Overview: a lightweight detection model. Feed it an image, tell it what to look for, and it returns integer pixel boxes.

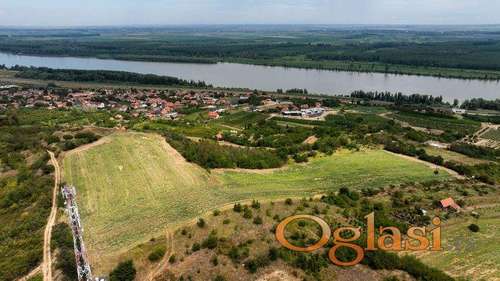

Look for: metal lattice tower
[61,185,93,281]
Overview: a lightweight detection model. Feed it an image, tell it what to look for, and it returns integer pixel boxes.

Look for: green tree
[109,260,136,281]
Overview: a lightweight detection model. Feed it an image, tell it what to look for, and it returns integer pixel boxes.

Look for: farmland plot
[62,132,449,274]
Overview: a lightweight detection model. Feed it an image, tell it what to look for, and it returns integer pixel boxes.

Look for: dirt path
[147,230,173,281]
[17,265,41,281]
[379,112,445,135]
[43,151,60,281]
[63,136,111,158]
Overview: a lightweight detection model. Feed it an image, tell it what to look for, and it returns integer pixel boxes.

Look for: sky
[0,0,499,26]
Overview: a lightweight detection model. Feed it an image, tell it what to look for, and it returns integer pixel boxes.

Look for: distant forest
[11,66,211,87]
[2,27,500,79]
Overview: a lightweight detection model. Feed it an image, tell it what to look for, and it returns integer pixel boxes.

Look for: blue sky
[0,0,499,26]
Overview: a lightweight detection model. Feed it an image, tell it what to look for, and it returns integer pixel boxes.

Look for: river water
[1,52,499,102]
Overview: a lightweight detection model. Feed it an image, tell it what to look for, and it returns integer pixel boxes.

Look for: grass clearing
[62,132,449,274]
[482,128,500,141]
[424,146,490,165]
[417,206,500,281]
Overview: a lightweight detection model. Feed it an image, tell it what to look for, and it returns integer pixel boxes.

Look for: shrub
[251,200,261,209]
[285,198,293,205]
[268,247,279,261]
[202,231,218,249]
[245,255,271,273]
[148,247,166,262]
[168,254,176,264]
[214,275,226,281]
[243,207,253,219]
[213,209,221,216]
[253,216,263,225]
[46,135,60,144]
[233,203,242,212]
[191,243,201,252]
[468,224,480,232]
[211,255,219,266]
[197,218,206,228]
[109,260,136,281]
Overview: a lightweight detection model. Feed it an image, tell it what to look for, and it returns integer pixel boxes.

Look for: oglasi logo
[276,213,441,266]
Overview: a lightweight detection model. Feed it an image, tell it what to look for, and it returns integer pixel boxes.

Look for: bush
[213,209,221,216]
[214,275,226,281]
[191,243,201,252]
[109,260,136,281]
[245,255,271,273]
[253,216,263,225]
[197,218,206,228]
[243,207,253,219]
[202,232,218,249]
[168,254,176,264]
[285,198,293,205]
[251,200,261,209]
[148,247,166,262]
[468,224,480,232]
[233,203,242,212]
[46,135,60,144]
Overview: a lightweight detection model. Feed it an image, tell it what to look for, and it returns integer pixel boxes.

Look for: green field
[391,112,481,134]
[62,132,449,274]
[418,206,500,281]
[424,146,489,165]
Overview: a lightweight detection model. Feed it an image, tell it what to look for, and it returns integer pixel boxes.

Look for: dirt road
[43,151,60,281]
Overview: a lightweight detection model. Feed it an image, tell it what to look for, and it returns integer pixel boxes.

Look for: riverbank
[3,49,500,81]
[2,52,500,102]
[228,57,500,81]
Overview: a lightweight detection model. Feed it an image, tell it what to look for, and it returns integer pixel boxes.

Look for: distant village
[0,86,337,120]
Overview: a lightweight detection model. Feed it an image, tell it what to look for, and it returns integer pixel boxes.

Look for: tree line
[351,90,444,105]
[11,66,211,88]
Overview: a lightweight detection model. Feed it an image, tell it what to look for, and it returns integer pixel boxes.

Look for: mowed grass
[62,132,449,273]
[424,146,490,165]
[417,206,500,281]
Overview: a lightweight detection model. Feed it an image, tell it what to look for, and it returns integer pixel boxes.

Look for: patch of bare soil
[303,135,318,145]
[256,270,300,281]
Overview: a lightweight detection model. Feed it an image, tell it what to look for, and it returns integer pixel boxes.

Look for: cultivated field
[62,132,450,274]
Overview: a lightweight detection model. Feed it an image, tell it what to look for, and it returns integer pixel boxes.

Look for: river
[1,52,499,102]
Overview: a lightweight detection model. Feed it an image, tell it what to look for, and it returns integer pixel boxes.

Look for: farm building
[440,197,461,212]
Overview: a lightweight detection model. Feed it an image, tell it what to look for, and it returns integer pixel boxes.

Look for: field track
[43,151,60,281]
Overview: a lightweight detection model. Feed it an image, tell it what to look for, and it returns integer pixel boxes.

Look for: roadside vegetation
[0,108,112,280]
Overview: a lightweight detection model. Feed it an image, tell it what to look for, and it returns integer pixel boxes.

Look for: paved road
[43,151,60,281]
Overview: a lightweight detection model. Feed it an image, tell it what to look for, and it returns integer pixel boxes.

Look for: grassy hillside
[62,132,450,274]
[417,206,500,281]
